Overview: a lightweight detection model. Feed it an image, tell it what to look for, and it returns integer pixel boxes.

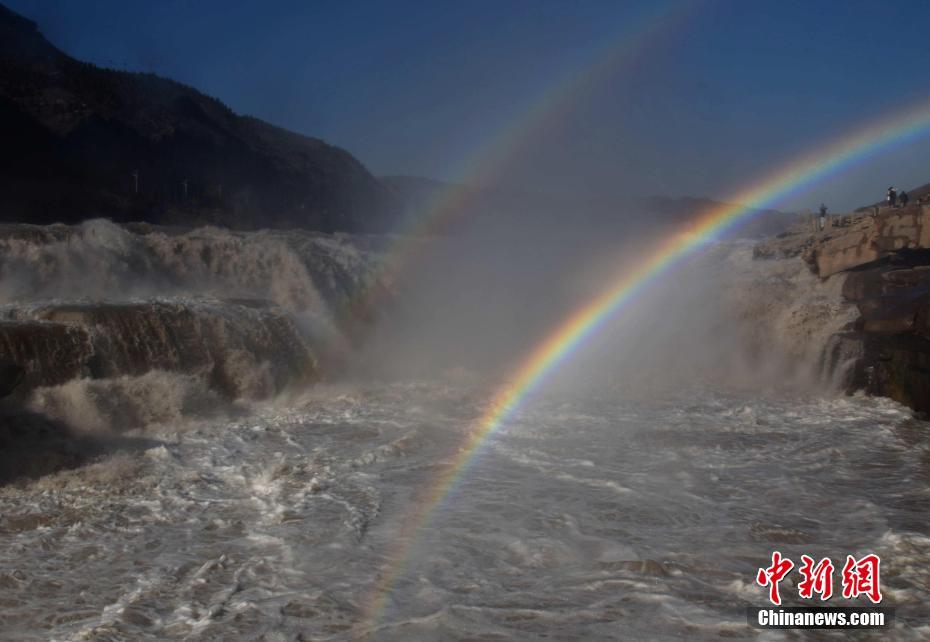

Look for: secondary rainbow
[340,2,695,329]
[356,95,930,635]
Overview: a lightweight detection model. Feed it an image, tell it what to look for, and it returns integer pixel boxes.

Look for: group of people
[886,186,910,208]
[815,185,919,233]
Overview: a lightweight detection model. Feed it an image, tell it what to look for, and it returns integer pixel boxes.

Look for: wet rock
[846,333,930,413]
[843,264,930,301]
[758,207,930,412]
[0,360,24,397]
[838,265,930,410]
[749,522,816,545]
[857,297,924,334]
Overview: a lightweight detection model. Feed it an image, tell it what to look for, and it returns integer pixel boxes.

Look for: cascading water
[0,226,927,640]
[0,220,390,424]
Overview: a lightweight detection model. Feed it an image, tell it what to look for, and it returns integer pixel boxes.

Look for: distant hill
[637,195,796,238]
[384,175,795,239]
[0,3,399,231]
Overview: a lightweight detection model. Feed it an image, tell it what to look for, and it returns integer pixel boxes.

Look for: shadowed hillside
[0,4,399,231]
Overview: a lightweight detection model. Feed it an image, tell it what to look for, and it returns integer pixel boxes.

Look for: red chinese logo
[841,554,882,604]
[798,555,834,600]
[756,551,794,606]
[756,552,881,605]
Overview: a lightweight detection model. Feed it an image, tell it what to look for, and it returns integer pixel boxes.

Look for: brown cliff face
[839,257,930,412]
[756,204,930,413]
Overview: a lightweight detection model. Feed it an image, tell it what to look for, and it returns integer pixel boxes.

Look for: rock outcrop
[755,204,930,276]
[755,204,930,412]
[0,360,23,396]
[838,255,930,412]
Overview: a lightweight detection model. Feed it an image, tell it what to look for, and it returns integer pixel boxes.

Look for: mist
[356,188,836,400]
[4,2,928,638]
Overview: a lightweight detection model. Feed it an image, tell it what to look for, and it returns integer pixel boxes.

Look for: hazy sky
[8,0,930,211]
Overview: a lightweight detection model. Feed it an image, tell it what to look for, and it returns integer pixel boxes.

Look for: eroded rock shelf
[756,204,930,412]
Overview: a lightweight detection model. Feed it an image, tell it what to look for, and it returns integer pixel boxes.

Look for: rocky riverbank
[755,204,930,413]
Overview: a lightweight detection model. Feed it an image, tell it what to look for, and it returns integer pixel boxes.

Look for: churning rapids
[1,221,930,640]
[1,384,930,639]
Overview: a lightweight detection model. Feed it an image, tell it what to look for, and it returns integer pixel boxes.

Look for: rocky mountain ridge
[0,3,399,231]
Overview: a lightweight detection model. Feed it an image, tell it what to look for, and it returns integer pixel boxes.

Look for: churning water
[0,223,924,639]
[1,382,928,640]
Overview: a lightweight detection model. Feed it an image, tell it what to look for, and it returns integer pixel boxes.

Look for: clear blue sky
[8,0,930,211]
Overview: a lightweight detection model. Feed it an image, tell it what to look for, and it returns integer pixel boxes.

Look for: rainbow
[355,93,930,635]
[339,2,695,332]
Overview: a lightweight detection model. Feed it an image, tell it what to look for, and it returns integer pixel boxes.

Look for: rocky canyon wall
[755,204,930,413]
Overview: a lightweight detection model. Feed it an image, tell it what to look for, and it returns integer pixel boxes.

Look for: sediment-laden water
[0,224,923,639]
[1,382,928,640]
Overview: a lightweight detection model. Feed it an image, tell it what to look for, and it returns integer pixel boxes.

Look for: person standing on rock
[888,186,897,208]
[900,191,909,207]
[819,204,828,231]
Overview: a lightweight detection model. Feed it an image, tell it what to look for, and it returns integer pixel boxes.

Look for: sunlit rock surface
[756,204,930,412]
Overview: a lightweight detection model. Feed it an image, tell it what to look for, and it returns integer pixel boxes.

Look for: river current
[1,381,928,640]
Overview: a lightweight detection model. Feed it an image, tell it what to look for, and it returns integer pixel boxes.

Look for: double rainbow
[342,2,695,329]
[356,94,930,634]
[351,7,930,636]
